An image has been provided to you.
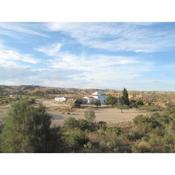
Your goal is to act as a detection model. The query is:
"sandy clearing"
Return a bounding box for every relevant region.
[0,104,146,127]
[49,107,146,126]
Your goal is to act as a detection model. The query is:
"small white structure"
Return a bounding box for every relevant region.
[83,96,94,104]
[54,97,66,102]
[92,90,107,104]
[83,90,107,105]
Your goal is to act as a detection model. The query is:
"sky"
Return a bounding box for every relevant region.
[0,22,175,91]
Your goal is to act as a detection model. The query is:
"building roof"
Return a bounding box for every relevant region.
[92,90,106,96]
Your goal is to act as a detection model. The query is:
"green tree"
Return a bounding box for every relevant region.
[73,99,83,108]
[121,88,129,106]
[106,96,117,106]
[0,98,62,153]
[93,99,101,107]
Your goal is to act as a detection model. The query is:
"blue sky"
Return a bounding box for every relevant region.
[0,22,175,91]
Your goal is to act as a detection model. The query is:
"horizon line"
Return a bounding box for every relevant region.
[0,84,175,93]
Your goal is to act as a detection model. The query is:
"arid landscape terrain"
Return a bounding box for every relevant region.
[1,85,175,126]
[1,85,175,153]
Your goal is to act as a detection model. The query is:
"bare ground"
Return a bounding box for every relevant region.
[49,107,146,126]
[0,102,146,127]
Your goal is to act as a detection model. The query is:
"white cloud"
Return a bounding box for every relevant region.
[0,23,48,38]
[46,22,175,53]
[0,49,37,64]
[0,46,39,69]
[1,23,175,90]
[34,41,156,88]
[36,43,62,57]
[50,53,141,71]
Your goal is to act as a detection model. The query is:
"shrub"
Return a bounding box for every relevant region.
[130,99,144,108]
[136,100,144,106]
[133,114,165,137]
[64,117,79,129]
[106,96,117,106]
[146,135,165,152]
[92,99,101,107]
[0,98,62,153]
[129,100,137,108]
[73,99,83,108]
[65,129,89,152]
[78,119,97,132]
[138,105,162,112]
[132,140,151,153]
[84,108,96,122]
[127,131,144,141]
[97,121,107,130]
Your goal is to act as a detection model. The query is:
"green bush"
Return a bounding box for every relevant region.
[132,140,151,153]
[65,129,89,152]
[64,117,97,132]
[130,99,144,108]
[138,105,162,112]
[106,96,118,106]
[78,119,97,132]
[73,99,83,108]
[127,131,144,141]
[64,117,79,129]
[92,99,101,107]
[84,108,96,122]
[0,98,62,153]
[97,121,107,130]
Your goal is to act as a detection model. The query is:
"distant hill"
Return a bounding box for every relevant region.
[0,85,102,96]
[0,85,175,97]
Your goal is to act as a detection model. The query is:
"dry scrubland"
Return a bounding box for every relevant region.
[1,86,175,153]
[0,103,146,126]
[0,85,175,126]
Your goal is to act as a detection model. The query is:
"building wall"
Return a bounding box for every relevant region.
[83,91,107,105]
[55,97,66,102]
[93,95,107,104]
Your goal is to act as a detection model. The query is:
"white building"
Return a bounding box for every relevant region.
[54,97,66,102]
[83,96,94,104]
[92,90,107,104]
[83,90,107,105]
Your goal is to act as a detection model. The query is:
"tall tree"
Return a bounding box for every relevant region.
[122,88,129,106]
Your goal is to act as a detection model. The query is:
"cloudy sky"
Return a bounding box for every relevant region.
[0,22,175,91]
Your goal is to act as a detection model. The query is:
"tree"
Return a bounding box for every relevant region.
[106,96,117,106]
[73,99,83,108]
[121,88,129,106]
[93,99,101,107]
[0,98,62,153]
